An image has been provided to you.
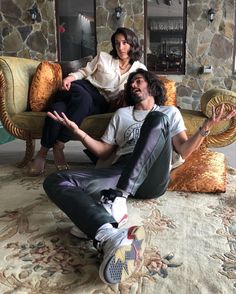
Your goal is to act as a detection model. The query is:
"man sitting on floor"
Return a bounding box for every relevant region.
[43,69,236,284]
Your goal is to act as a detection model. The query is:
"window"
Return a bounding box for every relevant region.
[55,0,96,61]
[145,0,186,74]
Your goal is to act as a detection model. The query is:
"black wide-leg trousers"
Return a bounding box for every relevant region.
[43,111,172,239]
[41,80,108,149]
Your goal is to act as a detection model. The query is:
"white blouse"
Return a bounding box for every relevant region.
[68,52,147,102]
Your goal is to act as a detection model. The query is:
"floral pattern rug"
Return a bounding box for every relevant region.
[0,163,235,294]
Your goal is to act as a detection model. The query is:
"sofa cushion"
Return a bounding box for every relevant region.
[29,61,62,112]
[12,111,46,134]
[168,147,226,193]
[59,56,93,78]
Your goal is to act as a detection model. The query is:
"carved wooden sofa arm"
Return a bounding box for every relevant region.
[0,57,41,167]
[0,56,235,167]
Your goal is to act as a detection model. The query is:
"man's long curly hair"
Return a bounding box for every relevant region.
[110,27,142,64]
[124,69,167,106]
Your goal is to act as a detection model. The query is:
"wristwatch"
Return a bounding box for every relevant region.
[199,126,210,137]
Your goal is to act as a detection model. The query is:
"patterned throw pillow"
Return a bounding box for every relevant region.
[168,147,226,193]
[158,76,177,106]
[29,61,62,112]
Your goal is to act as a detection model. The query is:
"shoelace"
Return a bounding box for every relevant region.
[100,195,115,204]
[100,189,123,204]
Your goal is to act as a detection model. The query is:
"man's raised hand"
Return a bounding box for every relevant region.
[47,111,80,134]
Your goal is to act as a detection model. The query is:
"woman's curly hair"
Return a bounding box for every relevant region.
[124,69,167,106]
[110,27,142,64]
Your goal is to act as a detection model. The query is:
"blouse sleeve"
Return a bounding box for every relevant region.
[139,62,147,70]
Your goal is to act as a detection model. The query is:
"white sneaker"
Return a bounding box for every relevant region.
[100,189,128,227]
[70,226,89,240]
[70,188,128,240]
[98,225,146,284]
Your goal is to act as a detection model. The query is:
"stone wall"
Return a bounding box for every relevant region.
[96,0,144,55]
[0,0,57,60]
[179,0,236,110]
[95,0,236,110]
[0,0,235,110]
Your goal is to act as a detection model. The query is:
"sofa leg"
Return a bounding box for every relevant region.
[17,139,36,168]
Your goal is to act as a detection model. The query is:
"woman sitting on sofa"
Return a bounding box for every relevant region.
[29,27,147,176]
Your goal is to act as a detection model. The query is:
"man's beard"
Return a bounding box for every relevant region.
[130,91,142,105]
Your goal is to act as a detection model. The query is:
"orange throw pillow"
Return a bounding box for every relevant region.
[29,61,62,112]
[158,76,177,106]
[168,148,226,193]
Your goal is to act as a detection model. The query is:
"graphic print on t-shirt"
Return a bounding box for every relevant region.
[123,122,142,146]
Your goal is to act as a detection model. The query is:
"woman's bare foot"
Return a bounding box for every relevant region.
[28,147,48,176]
[53,141,69,170]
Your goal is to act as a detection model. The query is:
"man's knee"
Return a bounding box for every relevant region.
[43,172,62,198]
[134,181,168,199]
[142,111,170,135]
[146,111,169,125]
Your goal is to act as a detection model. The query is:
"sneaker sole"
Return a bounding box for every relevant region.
[118,214,128,227]
[99,226,146,284]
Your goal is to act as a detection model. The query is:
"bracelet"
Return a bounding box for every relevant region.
[82,133,88,142]
[199,127,210,137]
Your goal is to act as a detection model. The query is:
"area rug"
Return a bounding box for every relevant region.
[0,163,236,294]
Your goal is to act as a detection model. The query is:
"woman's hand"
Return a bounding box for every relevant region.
[47,111,80,134]
[61,75,76,91]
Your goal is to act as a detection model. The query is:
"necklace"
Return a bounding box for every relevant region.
[132,105,157,122]
[119,62,130,70]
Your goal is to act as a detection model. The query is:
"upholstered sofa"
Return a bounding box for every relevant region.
[0,55,236,171]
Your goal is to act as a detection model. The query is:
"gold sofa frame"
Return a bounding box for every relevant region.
[0,56,236,167]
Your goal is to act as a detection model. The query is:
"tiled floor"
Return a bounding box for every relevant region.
[0,138,236,168]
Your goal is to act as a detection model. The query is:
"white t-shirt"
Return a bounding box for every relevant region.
[69,52,147,102]
[101,105,186,168]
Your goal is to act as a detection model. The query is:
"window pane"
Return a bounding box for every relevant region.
[56,0,96,61]
[146,0,186,74]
